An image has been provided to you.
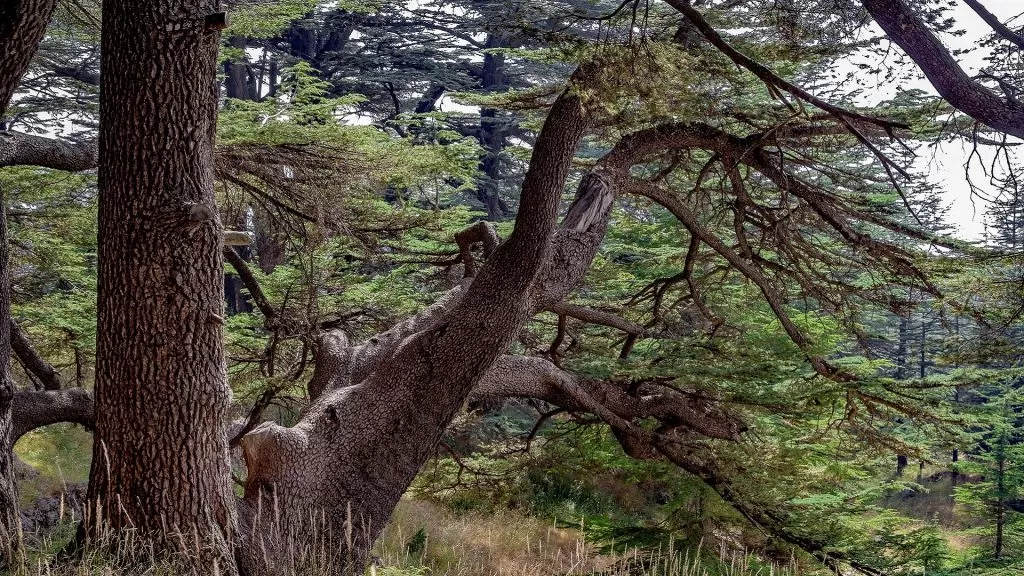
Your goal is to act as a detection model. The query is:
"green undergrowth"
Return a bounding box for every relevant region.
[13,423,92,507]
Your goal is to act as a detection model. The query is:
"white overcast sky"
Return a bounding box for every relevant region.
[845,1,1023,241]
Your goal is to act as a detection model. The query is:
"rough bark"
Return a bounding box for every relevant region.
[10,388,94,445]
[861,0,1024,139]
[0,186,17,563]
[0,0,59,114]
[85,0,236,569]
[0,131,98,171]
[238,70,593,575]
[470,355,743,442]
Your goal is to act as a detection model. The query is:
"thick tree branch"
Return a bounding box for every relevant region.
[306,277,475,399]
[861,0,1024,139]
[10,387,94,446]
[0,0,59,114]
[962,0,1024,51]
[453,220,499,278]
[0,131,98,171]
[10,320,61,391]
[470,355,744,442]
[546,301,645,336]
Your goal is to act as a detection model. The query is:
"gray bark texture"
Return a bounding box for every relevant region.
[237,71,594,575]
[11,388,93,446]
[0,131,97,171]
[84,0,236,570]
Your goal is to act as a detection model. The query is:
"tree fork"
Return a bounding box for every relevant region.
[238,68,595,576]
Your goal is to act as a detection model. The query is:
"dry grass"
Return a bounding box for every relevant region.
[6,497,793,576]
[372,499,792,576]
[373,499,609,575]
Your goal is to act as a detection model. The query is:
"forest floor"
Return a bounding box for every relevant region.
[13,425,1017,576]
[11,424,792,576]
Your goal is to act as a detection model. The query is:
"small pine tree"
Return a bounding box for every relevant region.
[955,385,1024,561]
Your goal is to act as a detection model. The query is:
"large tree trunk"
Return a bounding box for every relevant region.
[85,0,236,569]
[237,70,593,576]
[0,0,58,113]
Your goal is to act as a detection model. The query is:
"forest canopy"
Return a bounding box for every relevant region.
[1,0,1024,575]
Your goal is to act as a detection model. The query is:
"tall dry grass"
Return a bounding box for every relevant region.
[6,497,795,576]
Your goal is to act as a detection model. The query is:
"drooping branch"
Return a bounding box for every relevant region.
[0,131,98,171]
[10,320,61,391]
[469,355,744,442]
[963,0,1024,51]
[608,121,951,262]
[223,246,278,323]
[470,355,878,574]
[10,387,94,446]
[861,0,1024,139]
[628,179,849,381]
[652,442,887,576]
[663,0,909,131]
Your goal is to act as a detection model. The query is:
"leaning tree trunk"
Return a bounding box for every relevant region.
[85,0,235,570]
[0,0,61,561]
[237,71,593,576]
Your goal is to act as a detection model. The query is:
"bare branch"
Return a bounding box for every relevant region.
[546,301,645,336]
[663,0,909,131]
[627,178,850,381]
[223,246,278,322]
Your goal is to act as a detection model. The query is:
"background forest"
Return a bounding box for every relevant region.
[3,0,1024,575]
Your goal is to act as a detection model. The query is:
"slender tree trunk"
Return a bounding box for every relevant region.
[995,453,1003,557]
[224,36,251,100]
[995,445,1005,559]
[0,186,17,565]
[0,0,61,561]
[919,318,928,379]
[476,34,511,220]
[85,0,236,569]
[896,313,908,379]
